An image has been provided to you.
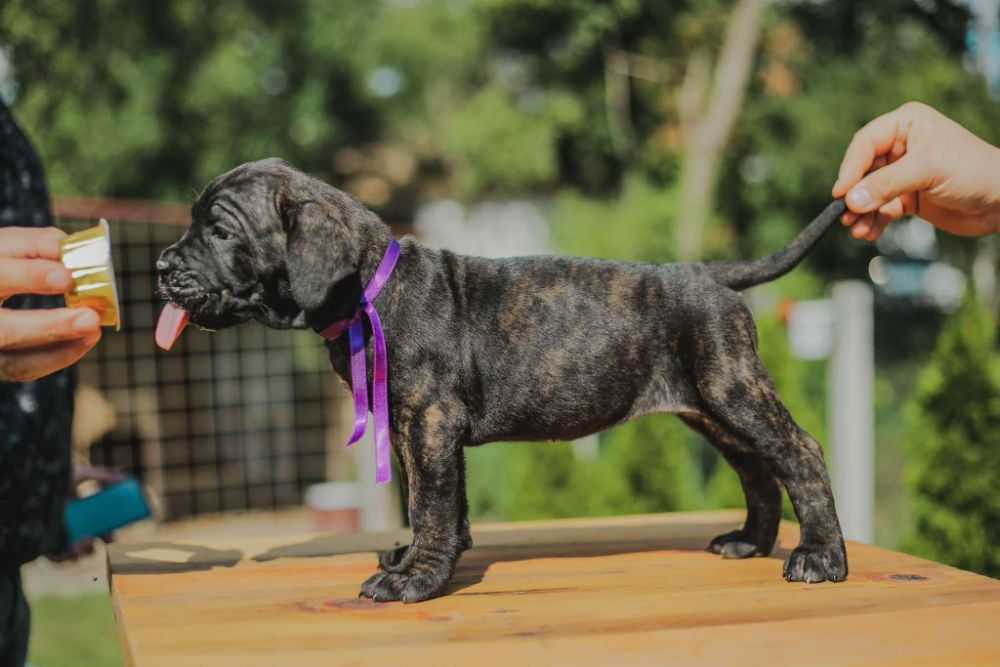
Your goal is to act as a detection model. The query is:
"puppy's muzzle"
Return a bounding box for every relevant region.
[156,255,209,309]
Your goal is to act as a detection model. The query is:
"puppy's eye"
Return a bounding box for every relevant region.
[212,226,234,242]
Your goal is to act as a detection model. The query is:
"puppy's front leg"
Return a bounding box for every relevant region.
[360,407,467,603]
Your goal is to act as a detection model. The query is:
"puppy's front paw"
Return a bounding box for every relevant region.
[783,543,848,583]
[360,568,451,603]
[377,534,472,572]
[361,546,456,603]
[708,529,773,559]
[377,544,409,570]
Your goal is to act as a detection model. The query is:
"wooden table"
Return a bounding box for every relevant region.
[107,510,1000,666]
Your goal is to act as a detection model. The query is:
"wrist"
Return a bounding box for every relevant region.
[988,146,1000,234]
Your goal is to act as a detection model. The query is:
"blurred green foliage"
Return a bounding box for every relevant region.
[7,1,994,221]
[549,177,682,263]
[902,293,1000,577]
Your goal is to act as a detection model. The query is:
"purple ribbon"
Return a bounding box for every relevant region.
[317,238,401,484]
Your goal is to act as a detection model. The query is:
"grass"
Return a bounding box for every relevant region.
[26,594,122,667]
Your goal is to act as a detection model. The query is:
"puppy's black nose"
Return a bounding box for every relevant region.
[157,244,182,273]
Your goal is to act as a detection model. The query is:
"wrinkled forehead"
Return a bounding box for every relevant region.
[193,164,289,226]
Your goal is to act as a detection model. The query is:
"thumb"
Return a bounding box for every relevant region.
[845,156,933,214]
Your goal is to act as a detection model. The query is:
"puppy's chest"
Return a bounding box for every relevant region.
[324,340,356,384]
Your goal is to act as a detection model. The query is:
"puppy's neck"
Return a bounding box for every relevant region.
[354,220,395,292]
[302,218,395,331]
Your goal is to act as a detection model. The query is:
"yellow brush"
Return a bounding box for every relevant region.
[59,219,122,330]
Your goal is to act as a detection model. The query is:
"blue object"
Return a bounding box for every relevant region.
[63,478,151,544]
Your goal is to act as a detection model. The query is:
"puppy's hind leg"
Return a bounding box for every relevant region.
[691,303,847,583]
[679,414,781,558]
[696,366,847,582]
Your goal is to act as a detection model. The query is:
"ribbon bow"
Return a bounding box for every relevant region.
[317,238,401,484]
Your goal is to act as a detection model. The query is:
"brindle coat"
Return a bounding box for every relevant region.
[158,158,848,602]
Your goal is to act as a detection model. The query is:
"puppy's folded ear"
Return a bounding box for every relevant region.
[284,201,357,312]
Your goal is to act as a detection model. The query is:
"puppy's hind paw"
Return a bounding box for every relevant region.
[708,529,773,559]
[783,544,848,583]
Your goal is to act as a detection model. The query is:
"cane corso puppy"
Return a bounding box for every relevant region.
[157,158,848,602]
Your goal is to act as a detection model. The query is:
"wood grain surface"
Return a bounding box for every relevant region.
[107,510,1000,666]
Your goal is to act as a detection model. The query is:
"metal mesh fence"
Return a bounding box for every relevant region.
[57,206,348,521]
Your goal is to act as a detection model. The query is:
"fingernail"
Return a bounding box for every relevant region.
[832,178,842,194]
[847,186,873,210]
[73,310,99,332]
[852,224,868,239]
[47,268,69,289]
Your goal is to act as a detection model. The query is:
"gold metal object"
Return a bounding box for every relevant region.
[59,219,121,330]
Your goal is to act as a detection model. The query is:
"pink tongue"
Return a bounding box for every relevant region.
[156,303,190,350]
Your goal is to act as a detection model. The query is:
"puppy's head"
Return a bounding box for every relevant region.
[157,158,360,330]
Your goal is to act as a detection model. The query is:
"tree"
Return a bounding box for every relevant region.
[902,293,1000,577]
[0,0,479,213]
[676,0,764,260]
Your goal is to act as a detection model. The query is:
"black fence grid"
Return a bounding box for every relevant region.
[60,212,347,521]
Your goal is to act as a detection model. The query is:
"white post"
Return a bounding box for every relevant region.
[356,427,402,531]
[828,281,875,543]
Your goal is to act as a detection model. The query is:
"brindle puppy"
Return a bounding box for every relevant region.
[158,158,848,602]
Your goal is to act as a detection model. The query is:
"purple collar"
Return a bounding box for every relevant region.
[317,238,401,484]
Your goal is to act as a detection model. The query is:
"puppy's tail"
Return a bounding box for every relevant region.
[702,198,847,291]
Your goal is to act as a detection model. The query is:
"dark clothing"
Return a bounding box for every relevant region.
[0,99,75,666]
[0,99,74,568]
[0,571,28,667]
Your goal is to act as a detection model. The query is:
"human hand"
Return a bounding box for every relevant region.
[832,101,1000,241]
[0,227,101,381]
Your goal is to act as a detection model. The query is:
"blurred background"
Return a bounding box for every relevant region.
[2,0,999,664]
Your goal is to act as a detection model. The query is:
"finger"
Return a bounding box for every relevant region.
[75,465,127,484]
[850,212,875,239]
[834,108,910,196]
[840,210,861,226]
[0,308,100,349]
[0,227,66,260]
[845,155,933,214]
[0,258,72,297]
[0,331,101,382]
[878,197,906,221]
[864,213,894,241]
[889,135,908,162]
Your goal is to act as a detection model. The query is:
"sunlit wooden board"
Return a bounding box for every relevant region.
[108,510,1000,666]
